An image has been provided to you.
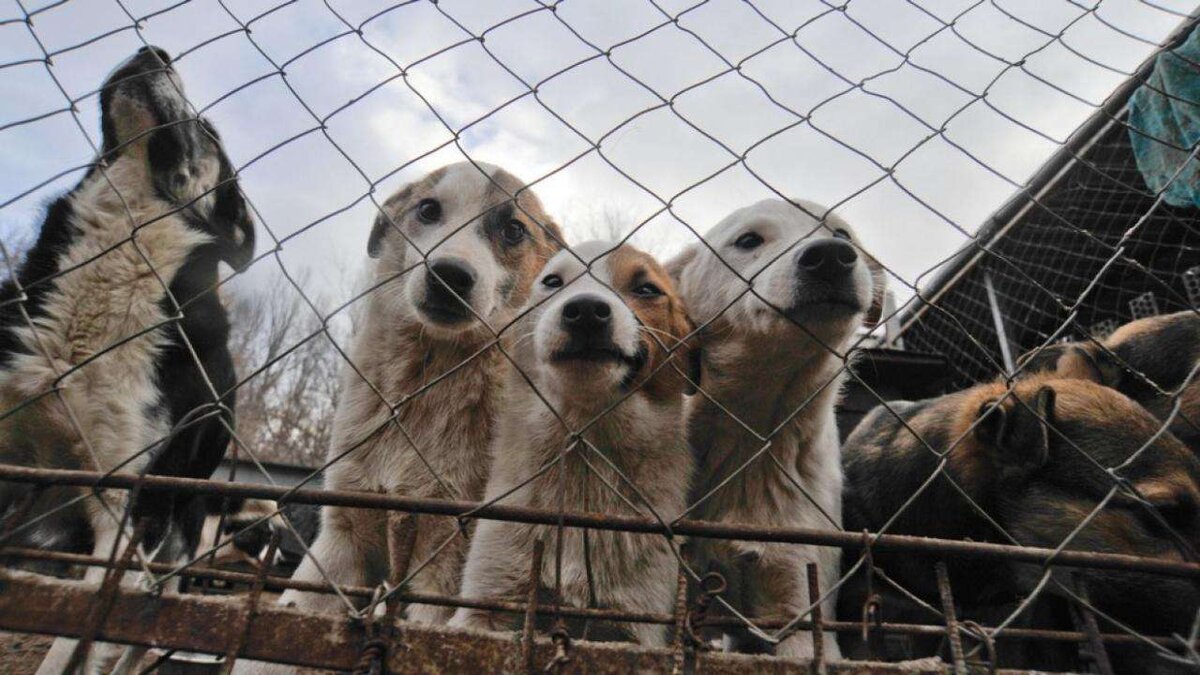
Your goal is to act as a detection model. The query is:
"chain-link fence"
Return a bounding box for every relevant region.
[1,1,1199,673]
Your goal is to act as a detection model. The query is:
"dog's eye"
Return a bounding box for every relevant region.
[832,228,851,241]
[633,282,663,298]
[500,219,527,246]
[734,232,764,250]
[542,274,563,288]
[416,198,441,224]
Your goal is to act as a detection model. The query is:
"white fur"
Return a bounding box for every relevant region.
[670,199,884,659]
[7,141,214,675]
[235,163,560,674]
[448,241,693,646]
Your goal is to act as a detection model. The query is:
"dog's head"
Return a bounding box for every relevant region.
[1014,341,1115,385]
[1016,312,1200,400]
[978,379,1200,632]
[97,46,254,270]
[512,241,698,414]
[667,199,884,353]
[849,378,1200,633]
[367,162,564,339]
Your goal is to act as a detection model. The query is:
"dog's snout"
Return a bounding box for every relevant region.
[427,259,476,299]
[137,46,172,66]
[561,295,612,332]
[796,239,857,279]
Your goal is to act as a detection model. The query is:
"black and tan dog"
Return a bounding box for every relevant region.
[1017,311,1200,452]
[839,376,1200,672]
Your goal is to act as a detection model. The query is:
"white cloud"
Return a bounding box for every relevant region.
[0,0,1190,311]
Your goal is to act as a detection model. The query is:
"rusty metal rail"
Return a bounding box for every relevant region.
[3,463,1196,580]
[0,546,1190,650]
[0,570,1143,674]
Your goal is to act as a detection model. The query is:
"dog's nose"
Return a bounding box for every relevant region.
[137,46,172,66]
[561,295,612,332]
[426,259,476,299]
[796,239,857,279]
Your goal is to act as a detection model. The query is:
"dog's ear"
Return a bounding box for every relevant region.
[367,212,392,259]
[667,301,702,396]
[664,243,698,287]
[975,386,1055,477]
[368,184,417,259]
[210,170,255,271]
[1088,347,1124,388]
[863,258,887,328]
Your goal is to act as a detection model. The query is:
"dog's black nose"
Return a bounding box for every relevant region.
[427,259,476,299]
[137,46,172,66]
[561,295,612,332]
[797,239,857,279]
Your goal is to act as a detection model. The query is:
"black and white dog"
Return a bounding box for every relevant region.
[0,46,253,673]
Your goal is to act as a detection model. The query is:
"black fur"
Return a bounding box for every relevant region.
[839,381,1200,672]
[1,46,252,561]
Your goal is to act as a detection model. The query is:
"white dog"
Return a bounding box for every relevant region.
[448,241,699,646]
[237,162,563,673]
[668,199,884,659]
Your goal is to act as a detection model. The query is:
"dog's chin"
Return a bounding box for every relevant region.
[549,343,647,391]
[414,301,481,336]
[784,297,863,322]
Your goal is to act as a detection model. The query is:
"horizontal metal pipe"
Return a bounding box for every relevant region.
[1,463,1196,578]
[1,546,1184,649]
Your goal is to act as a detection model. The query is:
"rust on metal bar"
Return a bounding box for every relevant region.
[1,463,1194,579]
[0,570,1193,674]
[935,562,967,675]
[806,562,826,675]
[523,539,545,674]
[671,567,691,675]
[221,529,280,675]
[1,543,1192,651]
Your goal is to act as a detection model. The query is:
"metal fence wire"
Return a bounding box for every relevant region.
[1,0,1199,673]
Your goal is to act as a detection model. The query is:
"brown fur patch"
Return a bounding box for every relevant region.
[606,245,696,401]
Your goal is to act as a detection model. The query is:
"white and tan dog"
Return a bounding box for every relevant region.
[448,241,699,646]
[248,163,563,670]
[668,199,884,659]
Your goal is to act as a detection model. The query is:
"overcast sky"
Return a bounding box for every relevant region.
[0,0,1192,315]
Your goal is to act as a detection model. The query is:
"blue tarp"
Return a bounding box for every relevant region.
[1128,26,1200,209]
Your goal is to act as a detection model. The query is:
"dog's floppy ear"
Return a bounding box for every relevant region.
[368,183,416,259]
[975,386,1055,477]
[863,258,887,328]
[210,166,255,271]
[666,298,702,396]
[664,243,698,287]
[367,212,392,259]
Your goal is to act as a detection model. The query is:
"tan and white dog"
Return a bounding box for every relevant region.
[448,241,699,646]
[668,199,884,658]
[242,163,563,673]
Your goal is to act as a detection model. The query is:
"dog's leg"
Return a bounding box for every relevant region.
[233,506,383,675]
[606,550,676,647]
[36,493,128,675]
[749,544,842,661]
[447,519,530,632]
[404,514,467,624]
[278,505,383,614]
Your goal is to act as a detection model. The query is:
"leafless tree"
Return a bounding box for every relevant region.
[225,273,345,468]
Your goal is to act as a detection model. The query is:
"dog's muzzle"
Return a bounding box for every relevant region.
[420,258,476,324]
[552,294,646,387]
[788,239,863,314]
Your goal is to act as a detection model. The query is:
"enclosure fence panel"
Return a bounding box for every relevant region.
[1,0,1199,673]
